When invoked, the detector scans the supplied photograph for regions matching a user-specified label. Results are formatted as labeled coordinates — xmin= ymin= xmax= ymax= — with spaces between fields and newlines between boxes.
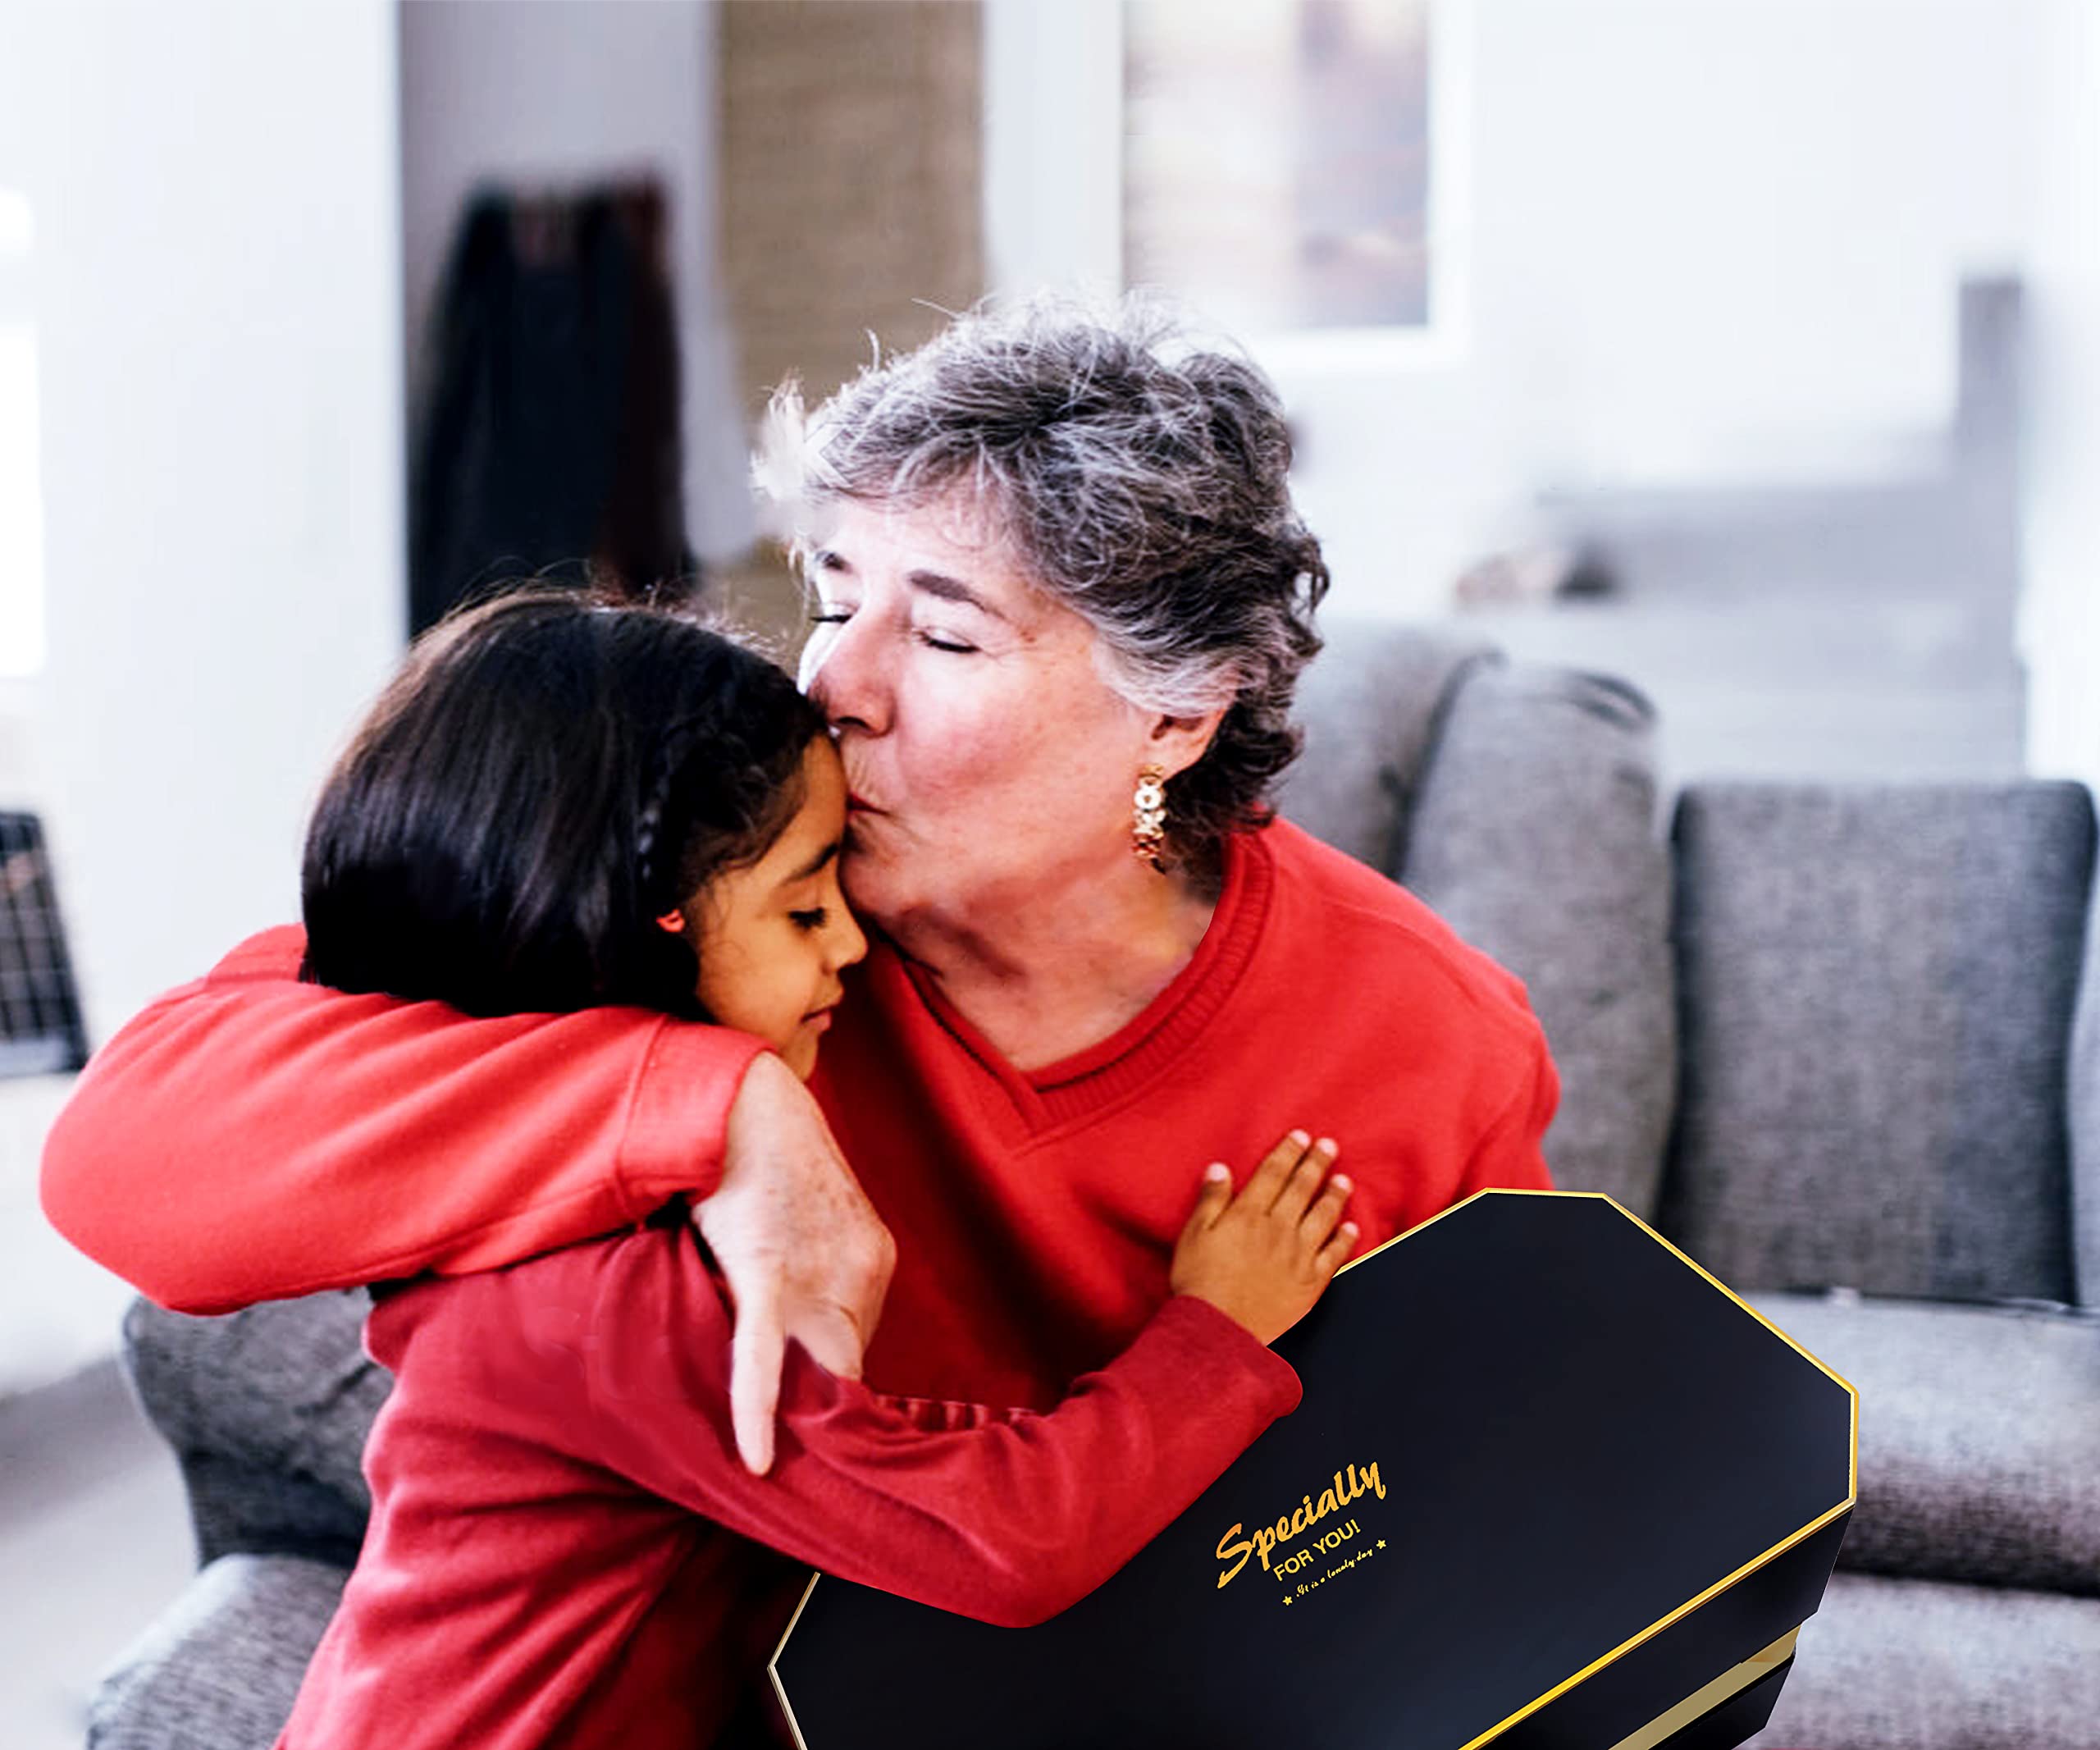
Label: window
xmin=984 ymin=0 xmax=1468 ymax=368
xmin=1125 ymin=0 xmax=1431 ymax=335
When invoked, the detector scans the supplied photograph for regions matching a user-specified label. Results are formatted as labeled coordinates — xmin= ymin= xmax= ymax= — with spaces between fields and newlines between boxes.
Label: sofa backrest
xmin=1278 ymin=620 xmax=1677 ymax=1219
xmin=1659 ymin=781 xmax=2093 ymax=1305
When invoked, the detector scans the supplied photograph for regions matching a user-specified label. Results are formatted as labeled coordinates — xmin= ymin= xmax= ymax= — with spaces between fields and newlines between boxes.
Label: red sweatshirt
xmin=275 ymin=1225 xmax=1299 ymax=1750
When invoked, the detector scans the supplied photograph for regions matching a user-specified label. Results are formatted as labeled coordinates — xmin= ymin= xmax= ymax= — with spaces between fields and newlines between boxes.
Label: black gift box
xmin=769 ymin=1190 xmax=1856 ymax=1748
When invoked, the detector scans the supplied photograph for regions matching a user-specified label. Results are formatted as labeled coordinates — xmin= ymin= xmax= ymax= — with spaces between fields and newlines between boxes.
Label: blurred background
xmin=1 ymin=0 xmax=2097 ymax=1740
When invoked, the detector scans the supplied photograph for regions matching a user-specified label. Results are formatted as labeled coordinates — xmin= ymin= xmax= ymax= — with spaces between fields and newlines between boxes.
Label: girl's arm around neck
xmin=39 ymin=926 xmax=765 ymax=1313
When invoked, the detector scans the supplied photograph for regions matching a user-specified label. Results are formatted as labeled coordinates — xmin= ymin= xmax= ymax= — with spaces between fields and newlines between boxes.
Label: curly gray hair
xmin=756 ymin=294 xmax=1329 ymax=872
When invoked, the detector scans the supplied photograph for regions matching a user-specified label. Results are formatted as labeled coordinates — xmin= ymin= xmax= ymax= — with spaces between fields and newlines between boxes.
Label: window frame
xmin=981 ymin=0 xmax=1474 ymax=375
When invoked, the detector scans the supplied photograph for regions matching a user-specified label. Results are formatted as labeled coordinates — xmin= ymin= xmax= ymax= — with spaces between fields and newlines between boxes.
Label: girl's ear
xmin=1144 ymin=706 xmax=1230 ymax=780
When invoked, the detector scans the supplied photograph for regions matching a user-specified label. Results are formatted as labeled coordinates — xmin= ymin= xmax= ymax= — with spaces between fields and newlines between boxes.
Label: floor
xmin=0 ymin=1359 xmax=195 ymax=1750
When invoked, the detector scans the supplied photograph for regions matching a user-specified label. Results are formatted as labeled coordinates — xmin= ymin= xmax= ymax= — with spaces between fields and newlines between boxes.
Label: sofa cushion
xmin=1665 ymin=783 xmax=2092 ymax=1302
xmin=1751 ymin=1291 xmax=2100 ymax=1597
xmin=1281 ymin=624 xmax=1678 ymax=1221
xmin=1399 ymin=659 xmax=1676 ymax=1220
xmin=88 ymin=1551 xmax=345 ymax=1750
xmin=1756 ymin=1570 xmax=2100 ymax=1750
xmin=1276 ymin=619 xmax=1493 ymax=875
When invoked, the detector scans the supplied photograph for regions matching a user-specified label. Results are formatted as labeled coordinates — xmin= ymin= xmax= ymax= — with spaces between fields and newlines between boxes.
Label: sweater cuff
xmin=1149 ymin=1294 xmax=1303 ymax=1415
xmin=614 ymin=1022 xmax=774 ymax=1218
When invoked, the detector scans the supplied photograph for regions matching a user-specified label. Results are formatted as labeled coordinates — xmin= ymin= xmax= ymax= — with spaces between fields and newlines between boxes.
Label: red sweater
xmin=46 ymin=820 xmax=1554 ymax=1739
xmin=275 ymin=1228 xmax=1298 ymax=1750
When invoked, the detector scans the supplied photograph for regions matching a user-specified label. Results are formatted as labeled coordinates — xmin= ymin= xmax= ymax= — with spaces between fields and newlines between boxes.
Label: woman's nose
xmin=801 ymin=613 xmax=890 ymax=734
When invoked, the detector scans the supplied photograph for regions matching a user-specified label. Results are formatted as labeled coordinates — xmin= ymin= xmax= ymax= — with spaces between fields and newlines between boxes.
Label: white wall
xmin=987 ymin=0 xmax=2038 ymax=617
xmin=0 ymin=0 xmax=405 ymax=1039
xmin=1280 ymin=0 xmax=2037 ymax=615
xmin=399 ymin=0 xmax=752 ymax=568
xmin=2019 ymin=0 xmax=2100 ymax=788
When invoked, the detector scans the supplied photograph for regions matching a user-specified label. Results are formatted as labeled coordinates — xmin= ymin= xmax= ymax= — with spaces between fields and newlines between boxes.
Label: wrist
xmin=1155 ymin=1293 xmax=1303 ymax=1408
xmin=1170 ymin=1288 xmax=1258 ymax=1344
xmin=615 ymin=1021 xmax=774 ymax=1216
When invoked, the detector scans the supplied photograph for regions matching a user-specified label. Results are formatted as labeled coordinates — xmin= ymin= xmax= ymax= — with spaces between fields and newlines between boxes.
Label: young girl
xmin=276 ymin=589 xmax=1357 ymax=1748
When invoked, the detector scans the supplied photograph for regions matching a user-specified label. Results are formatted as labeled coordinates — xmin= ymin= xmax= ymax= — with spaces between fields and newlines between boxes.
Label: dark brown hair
xmin=301 ymin=589 xmax=825 ymax=1019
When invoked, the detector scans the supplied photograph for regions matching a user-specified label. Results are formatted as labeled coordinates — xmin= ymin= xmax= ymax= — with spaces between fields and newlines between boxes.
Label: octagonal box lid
xmin=769 ymin=1190 xmax=1857 ymax=1750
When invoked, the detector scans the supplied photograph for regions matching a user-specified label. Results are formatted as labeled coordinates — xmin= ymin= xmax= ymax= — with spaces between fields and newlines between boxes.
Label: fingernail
xmin=1330 ymin=1174 xmax=1353 ymax=1194
xmin=1342 ymin=1222 xmax=1360 ymax=1236
xmin=1316 ymin=1137 xmax=1339 ymax=1156
xmin=1205 ymin=1162 xmax=1230 ymax=1182
xmin=1288 ymin=1129 xmax=1312 ymax=1148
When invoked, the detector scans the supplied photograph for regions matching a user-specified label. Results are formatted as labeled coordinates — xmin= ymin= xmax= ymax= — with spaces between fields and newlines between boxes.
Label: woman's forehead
xmin=813 ymin=493 xmax=1031 ymax=594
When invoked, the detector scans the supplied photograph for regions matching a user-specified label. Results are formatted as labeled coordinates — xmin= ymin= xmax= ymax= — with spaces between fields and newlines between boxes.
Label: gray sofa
xmin=89 ymin=624 xmax=2100 ymax=1748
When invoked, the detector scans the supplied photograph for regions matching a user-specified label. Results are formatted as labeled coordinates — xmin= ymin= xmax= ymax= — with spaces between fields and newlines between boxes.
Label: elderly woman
xmin=43 ymin=299 xmax=1554 ymax=1481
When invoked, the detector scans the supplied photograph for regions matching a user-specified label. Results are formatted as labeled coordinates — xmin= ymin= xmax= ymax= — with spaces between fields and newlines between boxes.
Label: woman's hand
xmin=693 ymin=1053 xmax=897 ymax=1475
xmin=1169 ymin=1131 xmax=1357 ymax=1346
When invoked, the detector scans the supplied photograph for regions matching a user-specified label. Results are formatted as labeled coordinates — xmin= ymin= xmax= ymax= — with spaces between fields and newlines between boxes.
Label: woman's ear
xmin=1144 ymin=706 xmax=1230 ymax=779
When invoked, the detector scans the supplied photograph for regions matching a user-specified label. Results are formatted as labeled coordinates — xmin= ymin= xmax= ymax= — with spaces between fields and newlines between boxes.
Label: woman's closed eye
xmin=788 ymin=906 xmax=829 ymax=931
xmin=810 ymin=605 xmax=974 ymax=655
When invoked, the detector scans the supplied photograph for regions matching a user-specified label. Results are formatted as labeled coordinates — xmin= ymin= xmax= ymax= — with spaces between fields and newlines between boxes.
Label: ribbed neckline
xmin=894 ymin=827 xmax=1277 ymax=1134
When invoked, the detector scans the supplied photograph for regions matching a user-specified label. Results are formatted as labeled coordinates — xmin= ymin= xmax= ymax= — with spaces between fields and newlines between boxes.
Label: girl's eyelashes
xmin=788 ymin=906 xmax=829 ymax=931
xmin=807 ymin=610 xmax=853 ymax=628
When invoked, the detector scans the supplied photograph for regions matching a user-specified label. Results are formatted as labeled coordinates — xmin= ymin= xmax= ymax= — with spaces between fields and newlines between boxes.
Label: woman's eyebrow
xmin=806 ymin=551 xmax=1008 ymax=624
xmin=906 ymin=570 xmax=1010 ymax=622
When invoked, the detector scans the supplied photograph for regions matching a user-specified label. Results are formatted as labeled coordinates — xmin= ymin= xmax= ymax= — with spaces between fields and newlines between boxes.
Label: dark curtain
xmin=409 ymin=181 xmax=696 ymax=635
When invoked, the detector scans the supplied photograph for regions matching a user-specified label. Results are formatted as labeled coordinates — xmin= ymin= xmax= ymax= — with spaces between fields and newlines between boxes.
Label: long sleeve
xmin=1455 ymin=1022 xmax=1559 ymax=1197
xmin=39 ymin=926 xmax=764 ymax=1313
xmin=567 ymin=1231 xmax=1302 ymax=1629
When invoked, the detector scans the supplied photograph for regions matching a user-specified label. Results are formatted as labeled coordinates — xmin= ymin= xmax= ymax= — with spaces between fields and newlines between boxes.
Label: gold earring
xmin=1131 ymin=764 xmax=1168 ymax=870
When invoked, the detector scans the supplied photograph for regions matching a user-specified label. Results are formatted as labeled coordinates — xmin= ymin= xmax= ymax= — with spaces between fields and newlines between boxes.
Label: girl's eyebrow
xmin=778 ymin=841 xmax=842 ymax=888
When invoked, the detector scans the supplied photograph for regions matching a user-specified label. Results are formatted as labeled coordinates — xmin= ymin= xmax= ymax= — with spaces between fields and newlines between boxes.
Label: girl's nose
xmin=828 ymin=905 xmax=869 ymax=972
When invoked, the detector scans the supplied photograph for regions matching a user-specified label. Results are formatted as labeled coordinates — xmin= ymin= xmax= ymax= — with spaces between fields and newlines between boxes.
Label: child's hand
xmin=1169 ymin=1131 xmax=1358 ymax=1346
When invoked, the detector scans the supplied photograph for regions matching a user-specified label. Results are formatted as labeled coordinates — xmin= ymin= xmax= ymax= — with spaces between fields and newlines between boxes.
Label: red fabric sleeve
xmin=578 ymin=1235 xmax=1302 ymax=1628
xmin=39 ymin=926 xmax=765 ymax=1314
xmin=1455 ymin=1023 xmax=1559 ymax=1196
